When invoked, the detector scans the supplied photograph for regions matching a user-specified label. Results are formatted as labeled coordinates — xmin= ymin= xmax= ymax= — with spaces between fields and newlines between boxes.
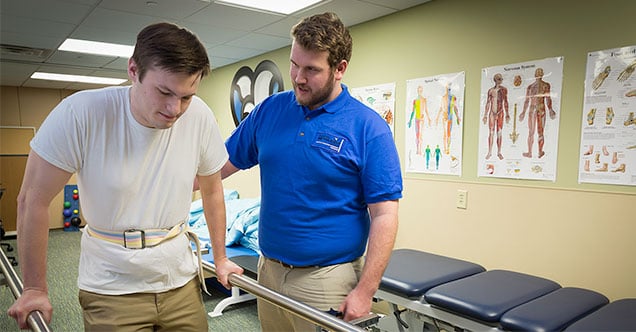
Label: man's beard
xmin=294 ymin=72 xmax=336 ymax=110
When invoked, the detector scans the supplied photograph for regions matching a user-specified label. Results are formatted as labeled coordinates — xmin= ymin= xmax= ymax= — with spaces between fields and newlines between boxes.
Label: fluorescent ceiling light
xmin=215 ymin=0 xmax=323 ymax=15
xmin=58 ymin=38 xmax=134 ymax=58
xmin=31 ymin=72 xmax=128 ymax=85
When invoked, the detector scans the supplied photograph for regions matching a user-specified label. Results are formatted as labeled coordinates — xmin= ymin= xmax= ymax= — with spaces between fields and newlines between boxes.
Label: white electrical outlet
xmin=456 ymin=190 xmax=467 ymax=209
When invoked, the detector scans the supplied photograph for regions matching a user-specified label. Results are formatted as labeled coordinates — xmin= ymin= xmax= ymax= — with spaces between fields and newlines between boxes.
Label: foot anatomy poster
xmin=351 ymin=82 xmax=396 ymax=135
xmin=578 ymin=45 xmax=636 ymax=186
xmin=405 ymin=72 xmax=465 ymax=175
xmin=478 ymin=57 xmax=563 ymax=181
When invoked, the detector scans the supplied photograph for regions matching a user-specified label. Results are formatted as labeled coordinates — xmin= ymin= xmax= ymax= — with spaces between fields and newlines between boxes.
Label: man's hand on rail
xmin=338 ymin=286 xmax=373 ymax=322
xmin=215 ymin=257 xmax=244 ymax=289
xmin=7 ymin=288 xmax=52 ymax=330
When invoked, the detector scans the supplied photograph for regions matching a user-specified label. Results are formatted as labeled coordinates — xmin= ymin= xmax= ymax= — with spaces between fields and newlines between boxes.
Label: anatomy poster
xmin=404 ymin=72 xmax=465 ymax=175
xmin=351 ymin=82 xmax=396 ymax=135
xmin=578 ymin=45 xmax=636 ymax=186
xmin=478 ymin=57 xmax=563 ymax=181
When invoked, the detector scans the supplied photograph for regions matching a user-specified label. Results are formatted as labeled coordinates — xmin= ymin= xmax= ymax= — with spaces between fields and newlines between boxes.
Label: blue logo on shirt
xmin=314 ymin=133 xmax=345 ymax=153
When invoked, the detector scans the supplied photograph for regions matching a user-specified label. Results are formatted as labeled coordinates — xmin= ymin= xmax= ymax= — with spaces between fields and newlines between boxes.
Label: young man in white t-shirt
xmin=8 ymin=22 xmax=243 ymax=331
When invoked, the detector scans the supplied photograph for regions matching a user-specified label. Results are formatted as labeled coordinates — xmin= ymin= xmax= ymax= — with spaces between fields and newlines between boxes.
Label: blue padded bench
xmin=380 ymin=249 xmax=486 ymax=300
xmin=424 ymin=270 xmax=561 ymax=324
xmin=375 ymin=249 xmax=488 ymax=331
xmin=564 ymin=298 xmax=636 ymax=331
xmin=376 ymin=249 xmax=636 ymax=332
xmin=499 ymin=287 xmax=609 ymax=331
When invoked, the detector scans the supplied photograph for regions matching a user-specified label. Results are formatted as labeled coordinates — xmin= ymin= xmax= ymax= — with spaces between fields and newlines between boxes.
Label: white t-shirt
xmin=31 ymin=86 xmax=228 ymax=294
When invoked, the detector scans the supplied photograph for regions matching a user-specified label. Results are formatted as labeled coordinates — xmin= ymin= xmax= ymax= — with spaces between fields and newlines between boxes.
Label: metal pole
xmin=1 ymin=246 xmax=367 ymax=331
xmin=201 ymin=260 xmax=366 ymax=332
xmin=0 ymin=248 xmax=52 ymax=332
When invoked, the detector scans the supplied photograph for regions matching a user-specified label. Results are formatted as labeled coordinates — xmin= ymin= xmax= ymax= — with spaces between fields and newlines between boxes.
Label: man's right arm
xmin=8 ymin=151 xmax=72 ymax=329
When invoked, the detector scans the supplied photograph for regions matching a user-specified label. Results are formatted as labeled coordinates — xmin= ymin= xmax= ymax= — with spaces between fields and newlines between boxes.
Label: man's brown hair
xmin=131 ymin=22 xmax=210 ymax=82
xmin=291 ymin=12 xmax=352 ymax=68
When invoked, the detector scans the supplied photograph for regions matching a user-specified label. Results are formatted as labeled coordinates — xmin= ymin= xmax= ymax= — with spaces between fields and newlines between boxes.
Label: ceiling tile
xmin=102 ymin=58 xmax=129 ymax=71
xmin=98 ymin=0 xmax=210 ymax=21
xmin=46 ymin=50 xmax=120 ymax=68
xmin=184 ymin=3 xmax=284 ymax=31
xmin=298 ymin=0 xmax=396 ymax=27
xmin=0 ymin=0 xmax=431 ymax=89
xmin=226 ymin=33 xmax=291 ymax=51
xmin=183 ymin=22 xmax=248 ymax=46
xmin=208 ymin=44 xmax=264 ymax=59
xmin=0 ymin=0 xmax=93 ymax=24
xmin=255 ymin=16 xmax=301 ymax=38
xmin=88 ymin=69 xmax=129 ymax=80
xmin=69 ymin=25 xmax=139 ymax=46
xmin=81 ymin=7 xmax=163 ymax=34
xmin=0 ymin=62 xmax=40 ymax=86
xmin=36 ymin=65 xmax=95 ymax=75
xmin=0 ymin=30 xmax=65 ymax=50
xmin=1 ymin=15 xmax=76 ymax=40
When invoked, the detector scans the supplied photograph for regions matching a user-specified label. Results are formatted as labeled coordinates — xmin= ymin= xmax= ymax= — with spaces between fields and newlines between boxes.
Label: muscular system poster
xmin=478 ymin=57 xmax=563 ymax=181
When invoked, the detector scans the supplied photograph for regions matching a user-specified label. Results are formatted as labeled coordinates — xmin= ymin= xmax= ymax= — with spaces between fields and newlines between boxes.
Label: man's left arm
xmin=339 ymin=199 xmax=399 ymax=321
xmin=197 ymin=172 xmax=243 ymax=288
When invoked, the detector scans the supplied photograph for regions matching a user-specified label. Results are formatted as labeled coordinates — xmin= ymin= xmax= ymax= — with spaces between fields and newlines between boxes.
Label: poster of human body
xmin=404 ymin=72 xmax=465 ymax=175
xmin=578 ymin=45 xmax=636 ymax=186
xmin=478 ymin=57 xmax=563 ymax=181
xmin=351 ymin=82 xmax=396 ymax=135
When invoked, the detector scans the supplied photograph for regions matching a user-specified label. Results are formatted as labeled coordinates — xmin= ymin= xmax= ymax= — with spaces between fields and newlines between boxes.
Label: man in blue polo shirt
xmin=222 ymin=12 xmax=403 ymax=331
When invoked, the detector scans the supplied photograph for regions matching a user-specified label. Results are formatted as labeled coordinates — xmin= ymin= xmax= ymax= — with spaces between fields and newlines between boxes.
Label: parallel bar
xmin=0 ymin=248 xmax=52 ymax=332
xmin=1 ymin=247 xmax=365 ymax=331
xmin=201 ymin=260 xmax=366 ymax=332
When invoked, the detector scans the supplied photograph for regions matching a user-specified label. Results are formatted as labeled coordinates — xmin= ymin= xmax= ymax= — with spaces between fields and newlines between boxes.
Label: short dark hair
xmin=291 ymin=12 xmax=352 ymax=68
xmin=131 ymin=22 xmax=210 ymax=82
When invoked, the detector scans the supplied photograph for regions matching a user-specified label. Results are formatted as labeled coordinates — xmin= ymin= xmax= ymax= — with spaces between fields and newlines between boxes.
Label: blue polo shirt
xmin=225 ymin=84 xmax=402 ymax=266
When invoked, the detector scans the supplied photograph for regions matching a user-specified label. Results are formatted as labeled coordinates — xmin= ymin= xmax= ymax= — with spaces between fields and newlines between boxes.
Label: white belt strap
xmin=85 ymin=222 xmax=209 ymax=294
xmin=85 ymin=223 xmax=185 ymax=249
xmin=183 ymin=228 xmax=209 ymax=295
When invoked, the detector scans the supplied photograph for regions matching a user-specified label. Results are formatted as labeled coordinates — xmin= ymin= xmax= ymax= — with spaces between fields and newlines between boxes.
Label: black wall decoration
xmin=229 ymin=60 xmax=284 ymax=126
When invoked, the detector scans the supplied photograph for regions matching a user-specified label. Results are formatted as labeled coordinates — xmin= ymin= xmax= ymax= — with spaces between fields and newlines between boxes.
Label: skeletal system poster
xmin=478 ymin=57 xmax=563 ymax=181
xmin=578 ymin=45 xmax=636 ymax=186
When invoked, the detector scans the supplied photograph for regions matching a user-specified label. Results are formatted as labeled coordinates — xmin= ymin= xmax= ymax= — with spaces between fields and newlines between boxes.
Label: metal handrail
xmin=0 ymin=248 xmax=52 ymax=332
xmin=201 ymin=260 xmax=367 ymax=332
xmin=1 ymin=247 xmax=367 ymax=331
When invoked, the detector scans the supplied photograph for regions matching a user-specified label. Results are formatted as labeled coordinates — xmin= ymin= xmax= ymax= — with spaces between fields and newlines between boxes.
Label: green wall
xmin=197 ymin=0 xmax=636 ymax=300
xmin=200 ymin=0 xmax=636 ymax=194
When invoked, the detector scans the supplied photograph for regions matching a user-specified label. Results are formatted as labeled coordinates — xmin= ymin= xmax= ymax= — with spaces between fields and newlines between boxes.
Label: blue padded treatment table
xmin=499 ymin=287 xmax=609 ymax=331
xmin=380 ymin=249 xmax=486 ymax=299
xmin=564 ymin=298 xmax=636 ymax=331
xmin=424 ymin=270 xmax=561 ymax=324
xmin=376 ymin=249 xmax=635 ymax=331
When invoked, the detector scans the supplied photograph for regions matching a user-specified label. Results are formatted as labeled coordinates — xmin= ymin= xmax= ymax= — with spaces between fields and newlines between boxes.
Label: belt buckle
xmin=123 ymin=229 xmax=145 ymax=249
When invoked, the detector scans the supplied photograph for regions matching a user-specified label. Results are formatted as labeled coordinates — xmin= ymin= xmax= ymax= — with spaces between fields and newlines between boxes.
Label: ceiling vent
xmin=0 ymin=44 xmax=53 ymax=61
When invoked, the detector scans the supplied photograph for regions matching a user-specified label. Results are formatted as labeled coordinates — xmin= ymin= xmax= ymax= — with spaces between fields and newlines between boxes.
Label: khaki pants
xmin=257 ymin=256 xmax=363 ymax=332
xmin=78 ymin=278 xmax=207 ymax=332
